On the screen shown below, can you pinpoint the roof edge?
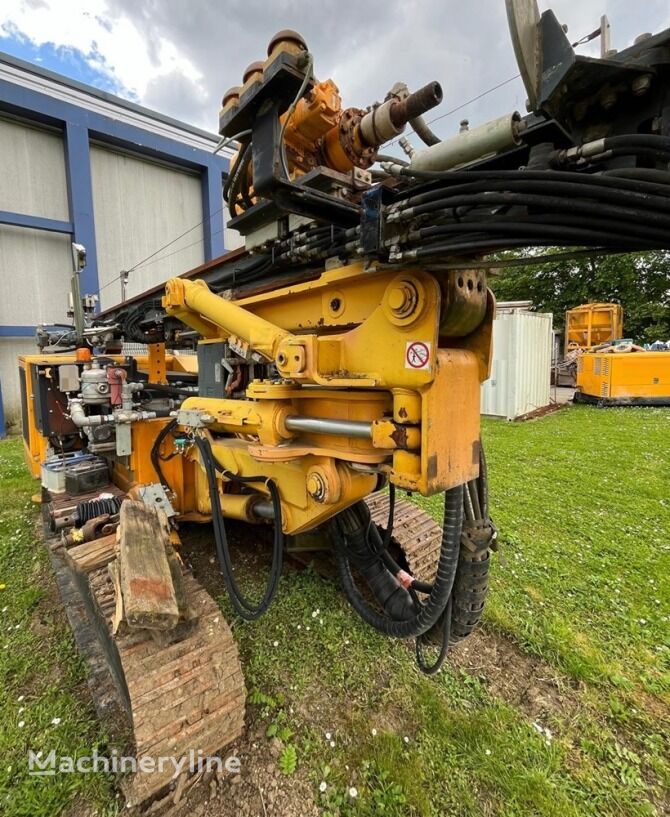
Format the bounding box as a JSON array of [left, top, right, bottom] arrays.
[[0, 50, 220, 143]]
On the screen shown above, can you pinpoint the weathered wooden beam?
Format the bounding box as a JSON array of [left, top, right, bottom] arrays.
[[118, 501, 179, 631], [65, 533, 118, 573]]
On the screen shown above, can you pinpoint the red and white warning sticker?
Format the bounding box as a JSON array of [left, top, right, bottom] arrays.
[[405, 340, 432, 370]]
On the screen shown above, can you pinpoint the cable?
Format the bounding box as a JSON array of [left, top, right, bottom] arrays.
[[134, 231, 223, 271], [125, 208, 225, 274], [194, 435, 284, 621], [415, 597, 452, 675], [94, 223, 226, 300], [213, 129, 252, 155], [150, 418, 178, 489]]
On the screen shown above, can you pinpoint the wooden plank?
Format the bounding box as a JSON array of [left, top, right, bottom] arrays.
[[148, 543, 199, 647], [108, 559, 125, 636], [65, 534, 118, 573], [118, 501, 179, 631]]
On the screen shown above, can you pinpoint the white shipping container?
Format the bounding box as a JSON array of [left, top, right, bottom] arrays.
[[481, 311, 553, 420]]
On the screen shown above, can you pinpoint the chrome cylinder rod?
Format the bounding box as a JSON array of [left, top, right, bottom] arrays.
[[285, 415, 372, 439]]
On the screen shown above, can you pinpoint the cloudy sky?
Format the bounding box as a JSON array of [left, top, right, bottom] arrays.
[[2, 0, 670, 147]]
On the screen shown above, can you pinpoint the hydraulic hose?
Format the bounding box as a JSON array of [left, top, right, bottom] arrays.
[[409, 114, 441, 147], [409, 217, 669, 249], [397, 191, 670, 230], [334, 484, 464, 639], [194, 435, 284, 621], [390, 167, 670, 198], [150, 418, 178, 489], [392, 177, 670, 214], [416, 597, 452, 675], [336, 501, 418, 622]]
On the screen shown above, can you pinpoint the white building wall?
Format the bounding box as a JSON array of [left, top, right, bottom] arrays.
[[0, 116, 72, 326], [0, 116, 73, 419], [0, 55, 234, 426], [0, 338, 39, 419], [481, 311, 553, 420], [90, 146, 207, 309], [0, 116, 69, 219]]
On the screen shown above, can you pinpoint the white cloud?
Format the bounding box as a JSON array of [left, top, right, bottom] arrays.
[[0, 0, 204, 108]]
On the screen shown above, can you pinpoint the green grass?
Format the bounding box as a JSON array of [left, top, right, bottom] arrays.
[[0, 404, 668, 815], [221, 405, 669, 817], [0, 441, 116, 817], [419, 406, 670, 697]]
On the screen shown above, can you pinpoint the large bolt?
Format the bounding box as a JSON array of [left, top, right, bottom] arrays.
[[388, 286, 408, 312], [307, 473, 325, 501], [387, 282, 417, 318]]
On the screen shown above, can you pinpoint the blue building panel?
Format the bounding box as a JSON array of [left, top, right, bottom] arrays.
[[0, 210, 72, 233], [201, 162, 226, 261], [0, 326, 36, 337], [0, 59, 231, 421], [64, 119, 100, 295]]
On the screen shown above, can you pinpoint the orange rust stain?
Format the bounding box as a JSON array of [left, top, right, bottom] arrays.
[[129, 578, 172, 600]]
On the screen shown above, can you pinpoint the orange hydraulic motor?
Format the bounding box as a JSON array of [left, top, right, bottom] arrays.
[[282, 78, 343, 173], [220, 29, 443, 181]]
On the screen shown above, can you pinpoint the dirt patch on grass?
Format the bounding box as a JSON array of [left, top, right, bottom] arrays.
[[450, 628, 583, 724], [140, 712, 317, 817]]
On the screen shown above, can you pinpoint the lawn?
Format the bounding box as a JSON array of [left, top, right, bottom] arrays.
[[0, 404, 668, 816]]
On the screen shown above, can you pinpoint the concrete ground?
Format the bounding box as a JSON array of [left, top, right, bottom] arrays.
[[551, 386, 575, 405]]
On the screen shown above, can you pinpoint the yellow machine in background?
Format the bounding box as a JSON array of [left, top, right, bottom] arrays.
[[565, 305, 670, 406], [575, 348, 670, 406], [565, 303, 624, 352]]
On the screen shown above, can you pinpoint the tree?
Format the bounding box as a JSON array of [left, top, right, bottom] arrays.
[[489, 250, 670, 343]]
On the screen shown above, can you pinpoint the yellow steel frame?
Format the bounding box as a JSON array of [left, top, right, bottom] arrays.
[[20, 260, 493, 538], [164, 260, 493, 534]]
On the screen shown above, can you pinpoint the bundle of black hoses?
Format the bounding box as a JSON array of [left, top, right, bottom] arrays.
[[333, 445, 493, 674], [194, 435, 284, 621], [386, 166, 670, 258], [333, 484, 464, 674]]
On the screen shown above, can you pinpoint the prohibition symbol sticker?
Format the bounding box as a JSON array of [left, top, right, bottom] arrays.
[[405, 340, 432, 370]]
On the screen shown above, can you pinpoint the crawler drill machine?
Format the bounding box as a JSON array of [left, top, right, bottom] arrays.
[[20, 0, 670, 804]]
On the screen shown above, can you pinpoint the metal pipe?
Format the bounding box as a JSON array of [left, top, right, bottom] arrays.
[[390, 82, 443, 128], [69, 400, 114, 428], [285, 415, 372, 439], [409, 112, 523, 172], [359, 82, 443, 147], [68, 399, 156, 428]]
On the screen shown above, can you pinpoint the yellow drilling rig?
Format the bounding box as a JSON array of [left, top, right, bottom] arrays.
[[19, 0, 670, 804]]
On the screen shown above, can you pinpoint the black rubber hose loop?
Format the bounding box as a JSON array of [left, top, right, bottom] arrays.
[[335, 484, 464, 639]]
